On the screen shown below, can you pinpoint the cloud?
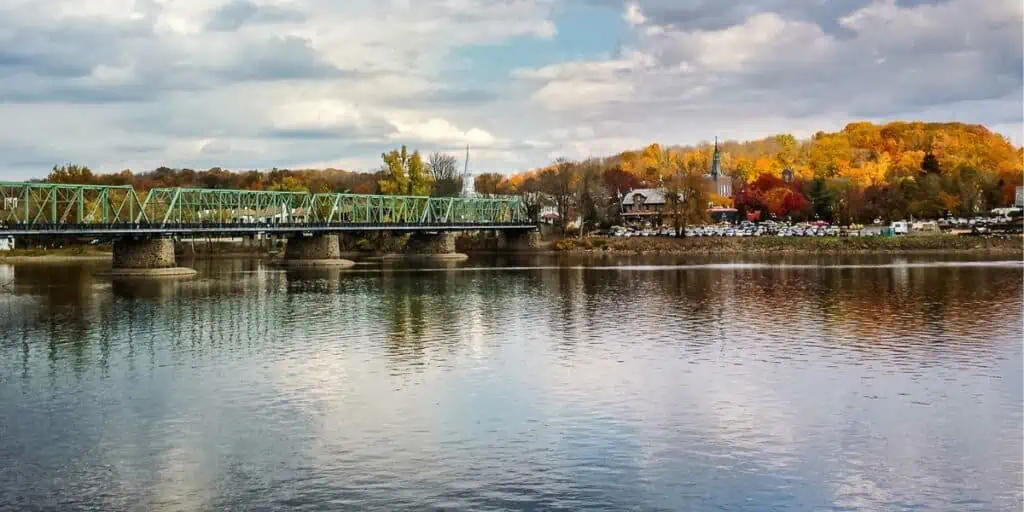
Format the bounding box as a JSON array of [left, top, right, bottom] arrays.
[[514, 0, 1022, 143], [0, 0, 1018, 178], [205, 0, 306, 32], [623, 4, 647, 26], [388, 118, 497, 147]]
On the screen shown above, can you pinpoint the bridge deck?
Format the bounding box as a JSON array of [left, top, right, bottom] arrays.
[[0, 222, 535, 237]]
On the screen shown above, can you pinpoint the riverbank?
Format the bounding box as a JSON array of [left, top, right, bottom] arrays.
[[0, 247, 113, 263], [552, 234, 1023, 255], [2, 234, 1018, 263]]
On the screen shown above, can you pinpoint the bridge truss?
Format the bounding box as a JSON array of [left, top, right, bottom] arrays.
[[0, 182, 533, 236]]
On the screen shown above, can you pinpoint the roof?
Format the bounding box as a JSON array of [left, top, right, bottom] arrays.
[[621, 188, 667, 205]]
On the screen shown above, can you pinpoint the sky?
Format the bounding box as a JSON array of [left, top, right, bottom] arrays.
[[0, 0, 1021, 179]]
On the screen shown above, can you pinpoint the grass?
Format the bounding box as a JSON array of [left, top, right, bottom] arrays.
[[0, 245, 114, 262]]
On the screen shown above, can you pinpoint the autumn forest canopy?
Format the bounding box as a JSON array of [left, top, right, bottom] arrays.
[[39, 121, 1023, 225]]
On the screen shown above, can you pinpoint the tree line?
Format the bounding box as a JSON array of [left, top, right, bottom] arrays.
[[38, 121, 1024, 230], [44, 147, 466, 199], [475, 121, 1023, 227]]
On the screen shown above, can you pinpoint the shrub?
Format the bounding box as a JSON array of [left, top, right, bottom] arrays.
[[552, 239, 578, 251], [355, 239, 374, 252]]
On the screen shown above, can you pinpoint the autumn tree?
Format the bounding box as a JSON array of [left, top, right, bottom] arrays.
[[48, 164, 94, 184], [379, 146, 432, 196], [538, 159, 580, 233], [269, 176, 308, 192], [474, 173, 512, 197], [663, 164, 710, 236]]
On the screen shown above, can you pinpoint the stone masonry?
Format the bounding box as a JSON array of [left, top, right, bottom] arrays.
[[405, 232, 457, 254], [112, 238, 176, 269], [499, 230, 541, 251], [284, 234, 342, 260]]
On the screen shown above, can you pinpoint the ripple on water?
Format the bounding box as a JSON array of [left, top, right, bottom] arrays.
[[0, 256, 1020, 510]]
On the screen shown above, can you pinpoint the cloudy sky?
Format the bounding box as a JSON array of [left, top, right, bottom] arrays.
[[0, 0, 1020, 179]]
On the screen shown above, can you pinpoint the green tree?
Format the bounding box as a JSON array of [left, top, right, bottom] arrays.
[[379, 146, 432, 196], [806, 178, 835, 221], [775, 134, 798, 169], [921, 152, 941, 175]]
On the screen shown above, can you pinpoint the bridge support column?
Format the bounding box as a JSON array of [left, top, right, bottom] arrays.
[[498, 230, 541, 251], [110, 237, 197, 277], [283, 234, 355, 267], [391, 232, 468, 261]]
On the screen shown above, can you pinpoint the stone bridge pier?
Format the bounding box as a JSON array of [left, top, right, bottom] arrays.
[[111, 237, 197, 277], [392, 232, 468, 261], [283, 234, 355, 268], [497, 230, 541, 251]]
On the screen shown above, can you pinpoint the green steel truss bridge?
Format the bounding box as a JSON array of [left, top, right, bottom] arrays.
[[0, 182, 534, 237]]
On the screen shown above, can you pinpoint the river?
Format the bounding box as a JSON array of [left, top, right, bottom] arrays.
[[1, 254, 1021, 511]]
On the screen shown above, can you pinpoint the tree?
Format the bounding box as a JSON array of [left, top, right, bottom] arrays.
[[427, 152, 463, 197], [474, 173, 511, 197], [378, 146, 432, 196], [664, 165, 709, 237], [538, 159, 580, 233], [775, 134, 798, 169], [269, 176, 308, 192], [48, 164, 94, 184], [921, 152, 941, 175], [576, 159, 613, 233], [601, 165, 643, 196], [805, 178, 834, 221], [514, 174, 544, 222]]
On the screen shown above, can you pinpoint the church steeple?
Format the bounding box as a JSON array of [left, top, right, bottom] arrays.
[[710, 136, 722, 179]]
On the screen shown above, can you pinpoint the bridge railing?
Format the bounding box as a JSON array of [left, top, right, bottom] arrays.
[[1, 182, 531, 229]]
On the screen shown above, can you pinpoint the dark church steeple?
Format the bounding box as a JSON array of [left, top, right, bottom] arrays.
[[710, 136, 722, 179]]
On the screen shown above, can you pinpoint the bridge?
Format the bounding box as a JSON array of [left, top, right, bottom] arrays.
[[0, 181, 538, 273]]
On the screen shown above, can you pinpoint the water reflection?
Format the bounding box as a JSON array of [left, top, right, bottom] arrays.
[[0, 255, 1020, 510]]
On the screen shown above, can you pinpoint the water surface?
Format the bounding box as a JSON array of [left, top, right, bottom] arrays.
[[1, 254, 1021, 511]]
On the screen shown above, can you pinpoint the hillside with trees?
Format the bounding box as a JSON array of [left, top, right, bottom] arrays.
[[486, 121, 1023, 228]]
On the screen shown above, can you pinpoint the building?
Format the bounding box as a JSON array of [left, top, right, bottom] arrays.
[[620, 188, 667, 224], [1016, 186, 1023, 208], [705, 137, 732, 197], [619, 138, 735, 225]]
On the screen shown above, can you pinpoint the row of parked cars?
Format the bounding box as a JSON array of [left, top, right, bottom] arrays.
[[608, 213, 1022, 239], [610, 221, 847, 238], [937, 216, 1015, 228]]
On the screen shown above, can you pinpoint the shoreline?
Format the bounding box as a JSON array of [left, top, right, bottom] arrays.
[[0, 252, 114, 264], [550, 234, 1022, 255], [1, 235, 1019, 263]]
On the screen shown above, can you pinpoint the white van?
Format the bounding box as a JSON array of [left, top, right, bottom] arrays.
[[891, 221, 909, 235], [0, 237, 13, 251]]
